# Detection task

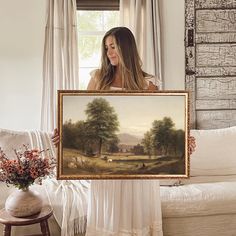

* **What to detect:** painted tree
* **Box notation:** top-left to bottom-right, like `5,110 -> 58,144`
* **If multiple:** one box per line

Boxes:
63,119 -> 78,149
106,136 -> 120,153
151,117 -> 174,155
141,131 -> 153,158
131,144 -> 144,155
63,120 -> 91,153
169,129 -> 185,157
74,120 -> 93,153
85,98 -> 119,156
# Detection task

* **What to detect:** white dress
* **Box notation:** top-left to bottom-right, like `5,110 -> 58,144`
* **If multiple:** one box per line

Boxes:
86,180 -> 163,236
86,77 -> 163,236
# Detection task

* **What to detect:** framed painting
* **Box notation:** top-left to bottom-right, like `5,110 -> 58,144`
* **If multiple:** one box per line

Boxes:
57,91 -> 189,179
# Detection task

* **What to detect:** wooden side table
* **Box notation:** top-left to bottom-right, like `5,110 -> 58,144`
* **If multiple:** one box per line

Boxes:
0,205 -> 53,236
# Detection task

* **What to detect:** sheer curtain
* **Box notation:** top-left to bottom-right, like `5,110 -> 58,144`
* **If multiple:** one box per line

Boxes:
120,0 -> 162,88
41,0 -> 79,131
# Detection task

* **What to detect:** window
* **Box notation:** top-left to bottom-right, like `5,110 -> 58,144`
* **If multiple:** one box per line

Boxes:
77,1 -> 119,89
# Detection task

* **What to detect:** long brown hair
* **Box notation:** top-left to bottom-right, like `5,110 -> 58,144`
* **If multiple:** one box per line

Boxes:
95,27 -> 149,90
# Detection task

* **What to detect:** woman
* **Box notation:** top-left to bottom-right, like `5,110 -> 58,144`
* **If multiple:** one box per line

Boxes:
85,27 -> 163,236
53,27 -> 196,236
87,27 -> 159,91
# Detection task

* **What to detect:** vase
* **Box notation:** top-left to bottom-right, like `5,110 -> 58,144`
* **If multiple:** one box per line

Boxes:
5,188 -> 43,217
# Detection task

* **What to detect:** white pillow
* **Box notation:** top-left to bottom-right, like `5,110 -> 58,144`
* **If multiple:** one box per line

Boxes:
190,126 -> 236,177
0,129 -> 30,158
0,128 -> 55,160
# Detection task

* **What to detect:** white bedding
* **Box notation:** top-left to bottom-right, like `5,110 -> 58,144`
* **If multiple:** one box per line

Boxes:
161,181 -> 236,217
160,181 -> 236,236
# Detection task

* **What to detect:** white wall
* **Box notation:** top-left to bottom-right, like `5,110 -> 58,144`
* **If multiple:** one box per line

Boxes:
0,0 -> 185,131
160,0 -> 185,90
0,0 -> 46,131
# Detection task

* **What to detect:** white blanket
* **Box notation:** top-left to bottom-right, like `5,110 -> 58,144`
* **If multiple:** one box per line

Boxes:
27,130 -> 90,236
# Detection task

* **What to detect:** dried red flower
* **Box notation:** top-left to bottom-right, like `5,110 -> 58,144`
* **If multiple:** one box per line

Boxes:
0,145 -> 56,190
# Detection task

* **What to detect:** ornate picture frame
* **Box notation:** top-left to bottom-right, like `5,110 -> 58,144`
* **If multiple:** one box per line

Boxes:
57,91 -> 189,179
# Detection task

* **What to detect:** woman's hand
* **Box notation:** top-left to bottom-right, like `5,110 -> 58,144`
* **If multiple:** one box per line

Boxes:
52,128 -> 60,147
189,136 -> 196,155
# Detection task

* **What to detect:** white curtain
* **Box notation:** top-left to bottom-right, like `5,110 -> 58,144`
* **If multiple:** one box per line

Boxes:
41,0 -> 79,132
120,0 -> 162,88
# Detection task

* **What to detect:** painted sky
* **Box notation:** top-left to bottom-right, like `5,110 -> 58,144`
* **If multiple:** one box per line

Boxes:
62,94 -> 186,137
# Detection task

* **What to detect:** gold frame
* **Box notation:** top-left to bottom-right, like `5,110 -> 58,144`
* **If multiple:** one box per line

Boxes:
57,90 -> 189,179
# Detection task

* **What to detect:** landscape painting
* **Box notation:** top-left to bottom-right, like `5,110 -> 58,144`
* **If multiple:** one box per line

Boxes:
57,91 -> 189,179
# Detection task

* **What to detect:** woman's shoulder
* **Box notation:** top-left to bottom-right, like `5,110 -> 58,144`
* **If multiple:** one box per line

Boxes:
89,69 -> 99,78
87,69 -> 100,90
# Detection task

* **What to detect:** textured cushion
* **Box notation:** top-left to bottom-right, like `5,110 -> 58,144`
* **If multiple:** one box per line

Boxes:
190,126 -> 236,177
0,128 -> 30,158
161,181 -> 236,217
0,128 -> 54,160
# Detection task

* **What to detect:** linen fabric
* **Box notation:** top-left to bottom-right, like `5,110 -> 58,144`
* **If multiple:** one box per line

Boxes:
41,0 -> 79,132
86,180 -> 163,236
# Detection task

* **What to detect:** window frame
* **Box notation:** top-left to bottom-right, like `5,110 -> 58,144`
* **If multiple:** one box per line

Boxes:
76,0 -> 119,11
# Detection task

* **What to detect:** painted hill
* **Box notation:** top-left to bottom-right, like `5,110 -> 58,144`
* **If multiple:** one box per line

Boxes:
118,133 -> 142,145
